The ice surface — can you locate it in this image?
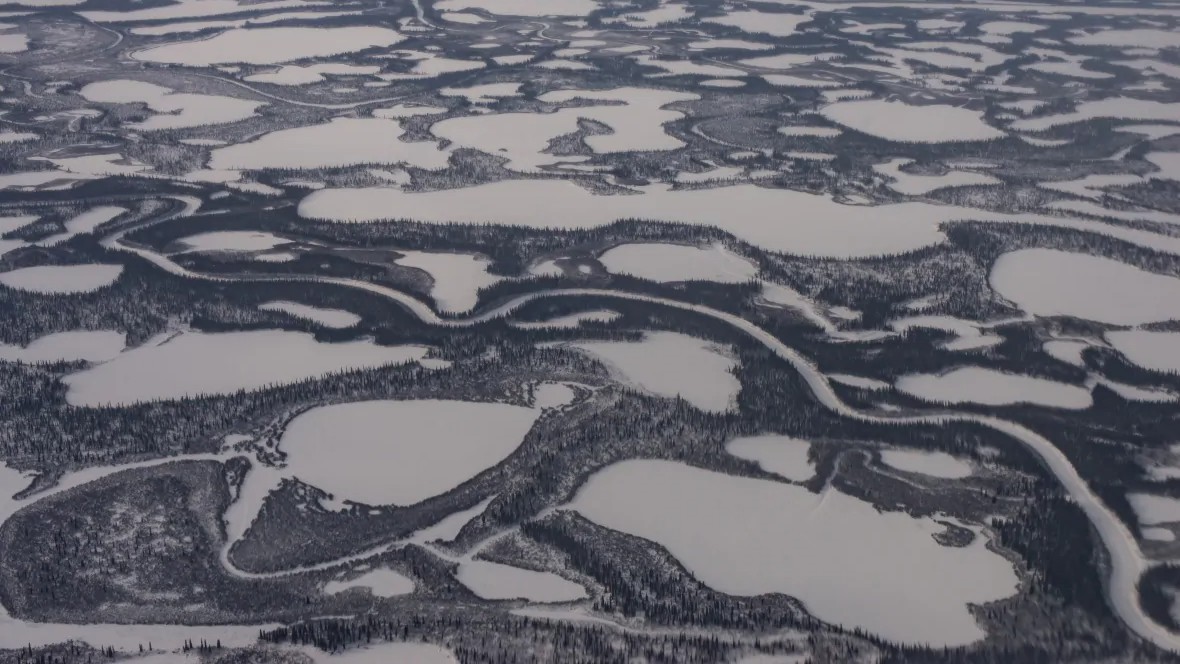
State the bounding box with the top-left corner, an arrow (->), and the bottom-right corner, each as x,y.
0,330 -> 125,363
456,560 -> 587,602
880,450 -> 972,479
568,331 -> 739,413
897,367 -> 1092,409
570,459 -> 1018,645
134,27 -> 404,65
991,249 -> 1180,325
323,567 -> 415,597
258,301 -> 361,328
821,100 -> 1005,143
0,264 -> 122,293
63,331 -> 428,406
1108,331 -> 1180,374
279,399 -> 538,505
727,435 -> 813,482
598,242 -> 758,283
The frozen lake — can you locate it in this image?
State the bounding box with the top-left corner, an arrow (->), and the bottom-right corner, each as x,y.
821,100 -> 1005,143
134,26 -> 405,65
0,264 -> 122,293
880,450 -> 972,479
897,367 -> 1092,409
455,560 -> 587,602
0,330 -> 125,364
393,250 -> 503,313
63,330 -> 428,406
1108,331 -> 1180,374
323,567 -> 414,597
209,118 -> 448,171
568,331 -> 740,413
598,242 -> 758,283
990,248 -> 1180,325
299,179 -> 1086,258
258,301 -> 360,328
80,80 -> 264,131
279,399 -> 538,505
569,459 -> 1017,645
726,435 -> 814,482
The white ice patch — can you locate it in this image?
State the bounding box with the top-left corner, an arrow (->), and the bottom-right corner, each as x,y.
569,459 -> 1017,646
567,331 -> 739,413
990,248 -> 1180,325
279,399 -> 538,505
63,330 -> 428,406
897,367 -> 1092,409
727,435 -> 813,482
0,264 -> 122,294
598,242 -> 757,283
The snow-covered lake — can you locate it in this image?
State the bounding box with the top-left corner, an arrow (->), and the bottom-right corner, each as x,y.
1108,330 -> 1180,374
258,301 -> 360,328
323,567 -> 414,597
63,330 -> 428,406
726,435 -> 813,482
209,118 -> 448,171
299,179 -> 1096,259
393,250 -> 503,313
990,249 -> 1180,325
0,330 -> 125,364
134,27 -> 405,65
80,80 -> 264,131
567,331 -> 739,413
455,560 -> 587,602
176,230 -> 290,253
598,242 -> 758,283
821,100 -> 1005,143
569,459 -> 1017,645
0,264 -> 122,293
897,367 -> 1092,409
279,399 -> 538,505
880,450 -> 972,479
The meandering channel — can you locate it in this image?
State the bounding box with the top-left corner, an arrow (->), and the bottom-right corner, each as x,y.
1,195 -> 1174,652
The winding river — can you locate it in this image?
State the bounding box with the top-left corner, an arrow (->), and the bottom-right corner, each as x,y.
0,195 -> 1176,652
